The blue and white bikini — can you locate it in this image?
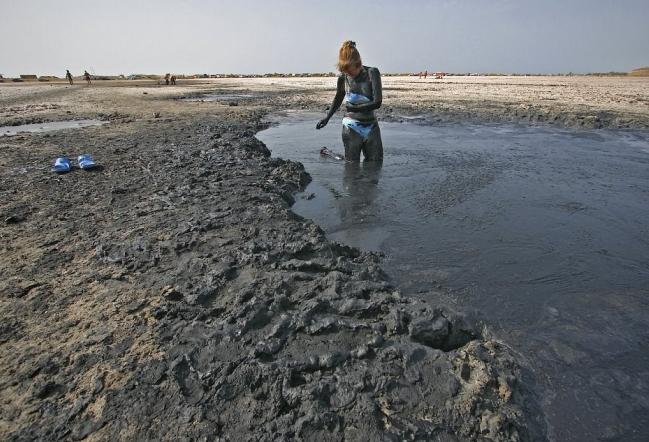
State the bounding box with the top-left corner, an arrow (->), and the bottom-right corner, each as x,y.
342,92 -> 375,139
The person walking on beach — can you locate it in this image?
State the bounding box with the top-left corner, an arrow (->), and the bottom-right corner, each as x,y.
170,74 -> 176,85
316,41 -> 383,161
84,70 -> 91,86
164,73 -> 170,85
65,69 -> 73,85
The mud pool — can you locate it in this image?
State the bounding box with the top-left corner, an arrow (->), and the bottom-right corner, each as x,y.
257,112 -> 649,441
0,119 -> 104,136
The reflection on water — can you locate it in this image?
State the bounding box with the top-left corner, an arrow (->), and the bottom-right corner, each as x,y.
257,113 -> 649,441
328,161 -> 386,250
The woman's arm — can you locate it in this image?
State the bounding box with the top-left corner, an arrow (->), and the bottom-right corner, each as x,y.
317,76 -> 345,129
346,67 -> 382,112
326,75 -> 346,119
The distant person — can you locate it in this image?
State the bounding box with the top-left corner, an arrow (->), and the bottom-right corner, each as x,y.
65,69 -> 73,85
423,70 -> 428,79
316,41 -> 383,162
170,74 -> 176,85
164,73 -> 170,85
84,70 -> 91,86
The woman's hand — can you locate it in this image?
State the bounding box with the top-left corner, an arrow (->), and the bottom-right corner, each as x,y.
316,118 -> 329,129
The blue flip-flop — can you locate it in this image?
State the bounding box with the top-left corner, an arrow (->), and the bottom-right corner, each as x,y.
77,154 -> 97,170
52,157 -> 71,173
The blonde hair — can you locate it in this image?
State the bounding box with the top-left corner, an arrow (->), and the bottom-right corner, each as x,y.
337,40 -> 362,72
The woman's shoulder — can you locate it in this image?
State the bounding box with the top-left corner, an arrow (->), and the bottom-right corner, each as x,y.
364,66 -> 380,75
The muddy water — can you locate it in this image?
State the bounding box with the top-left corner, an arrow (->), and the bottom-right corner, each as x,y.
257,112 -> 649,442
0,119 -> 104,136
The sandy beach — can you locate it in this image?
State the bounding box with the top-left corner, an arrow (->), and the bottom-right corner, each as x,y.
1,76 -> 648,440
2,75 -> 648,129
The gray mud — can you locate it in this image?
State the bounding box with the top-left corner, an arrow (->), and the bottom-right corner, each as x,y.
257,113 -> 649,441
0,103 -> 545,440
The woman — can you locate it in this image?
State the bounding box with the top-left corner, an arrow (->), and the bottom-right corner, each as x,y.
316,41 -> 383,161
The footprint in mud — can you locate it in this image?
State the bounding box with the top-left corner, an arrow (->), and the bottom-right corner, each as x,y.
171,356 -> 204,405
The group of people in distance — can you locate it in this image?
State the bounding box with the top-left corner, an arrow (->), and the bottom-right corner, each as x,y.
63,70 -> 178,86
418,70 -> 445,79
65,69 -> 91,86
164,73 -> 177,85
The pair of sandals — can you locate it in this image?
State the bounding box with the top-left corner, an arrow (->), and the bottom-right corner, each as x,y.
52,154 -> 97,173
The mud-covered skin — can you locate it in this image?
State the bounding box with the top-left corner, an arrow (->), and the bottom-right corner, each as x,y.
343,66 -> 382,122
0,85 -> 544,441
342,123 -> 384,161
321,67 -> 384,161
322,66 -> 383,124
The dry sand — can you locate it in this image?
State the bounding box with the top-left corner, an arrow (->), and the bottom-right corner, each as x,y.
2,75 -> 648,129
214,75 -> 649,128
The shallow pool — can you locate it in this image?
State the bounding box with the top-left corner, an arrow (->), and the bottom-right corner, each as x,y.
257,112 -> 649,441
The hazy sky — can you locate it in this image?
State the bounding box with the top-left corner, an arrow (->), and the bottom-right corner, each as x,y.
1,0 -> 647,76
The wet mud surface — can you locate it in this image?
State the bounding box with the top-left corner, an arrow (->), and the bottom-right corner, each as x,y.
1,85 -> 546,441
258,114 -> 649,441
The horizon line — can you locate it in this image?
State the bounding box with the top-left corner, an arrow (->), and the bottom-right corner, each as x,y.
2,70 -> 645,79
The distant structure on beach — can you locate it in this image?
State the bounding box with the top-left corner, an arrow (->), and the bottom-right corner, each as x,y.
416,71 -> 446,79
629,67 -> 649,77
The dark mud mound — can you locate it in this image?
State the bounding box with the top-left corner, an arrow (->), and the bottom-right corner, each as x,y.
1,113 -> 543,441
103,257 -> 535,441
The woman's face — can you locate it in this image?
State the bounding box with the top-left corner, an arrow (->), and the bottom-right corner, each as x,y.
343,65 -> 362,77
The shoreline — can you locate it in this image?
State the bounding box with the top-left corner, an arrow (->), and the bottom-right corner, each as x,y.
0,82 -> 550,440
2,75 -> 649,131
